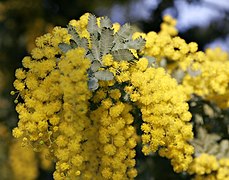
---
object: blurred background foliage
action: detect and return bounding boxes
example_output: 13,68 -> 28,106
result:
0,0 -> 228,179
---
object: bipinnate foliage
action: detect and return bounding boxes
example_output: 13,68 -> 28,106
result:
58,14 -> 145,90
191,127 -> 229,158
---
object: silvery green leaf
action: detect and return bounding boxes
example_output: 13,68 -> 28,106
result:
125,38 -> 145,50
207,144 -> 219,155
216,140 -> 229,158
80,38 -> 89,51
87,14 -> 98,34
171,69 -> 185,83
203,104 -> 215,118
67,25 -> 81,43
111,49 -> 134,61
100,28 -> 114,56
116,23 -> 132,39
88,77 -> 99,91
86,52 -> 94,61
191,127 -> 221,156
91,34 -> 101,61
91,60 -> 101,72
112,41 -> 125,51
100,16 -> 112,28
135,37 -> 146,50
113,24 -> 132,48
160,58 -> 167,67
94,70 -> 114,81
112,24 -> 135,51
219,140 -> 229,153
70,39 -> 78,48
58,43 -> 72,53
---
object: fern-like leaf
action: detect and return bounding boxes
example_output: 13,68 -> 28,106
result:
58,43 -> 72,53
70,39 -> 78,48
111,49 -> 134,61
87,14 -> 98,34
94,70 -> 114,81
88,77 -> 99,91
100,28 -> 114,56
67,25 -> 81,44
91,34 -> 101,61
125,38 -> 146,50
191,127 -> 221,156
100,16 -> 112,28
80,38 -> 89,51
116,23 -> 132,39
91,60 -> 101,72
112,41 -> 125,51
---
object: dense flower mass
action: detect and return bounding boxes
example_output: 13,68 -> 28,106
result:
11,12 -> 229,179
127,64 -> 193,172
188,154 -> 229,180
133,15 -> 229,109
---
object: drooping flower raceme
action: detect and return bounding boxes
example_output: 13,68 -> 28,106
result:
12,13 -> 194,179
135,15 -> 229,109
126,60 -> 194,172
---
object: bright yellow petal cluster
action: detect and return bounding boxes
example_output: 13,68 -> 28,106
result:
134,15 -> 229,110
188,154 -> 229,180
11,13 -> 209,179
182,48 -> 229,108
12,18 -> 94,179
90,87 -> 137,179
69,13 -> 90,40
188,153 -> 219,175
127,61 -> 194,172
53,48 -> 91,179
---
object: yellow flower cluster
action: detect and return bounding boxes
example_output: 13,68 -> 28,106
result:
53,48 -> 91,179
134,15 -> 229,109
102,54 -> 131,83
12,13 -> 197,179
133,15 -> 192,62
69,13 -> 90,40
90,92 -> 137,179
182,48 -> 229,108
12,25 -> 71,144
88,55 -> 138,179
188,154 -> 229,180
39,147 -> 53,171
126,60 -> 194,172
12,23 -> 92,179
188,153 -> 219,175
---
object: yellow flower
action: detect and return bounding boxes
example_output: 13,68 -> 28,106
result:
13,79 -> 25,91
136,57 -> 148,71
189,42 -> 198,53
102,54 -> 114,66
112,22 -> 120,33
188,153 -> 219,175
104,144 -> 116,156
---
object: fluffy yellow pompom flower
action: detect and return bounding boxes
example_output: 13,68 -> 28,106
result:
187,153 -> 229,180
12,12 -> 201,179
188,153 -> 219,175
128,64 -> 194,172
